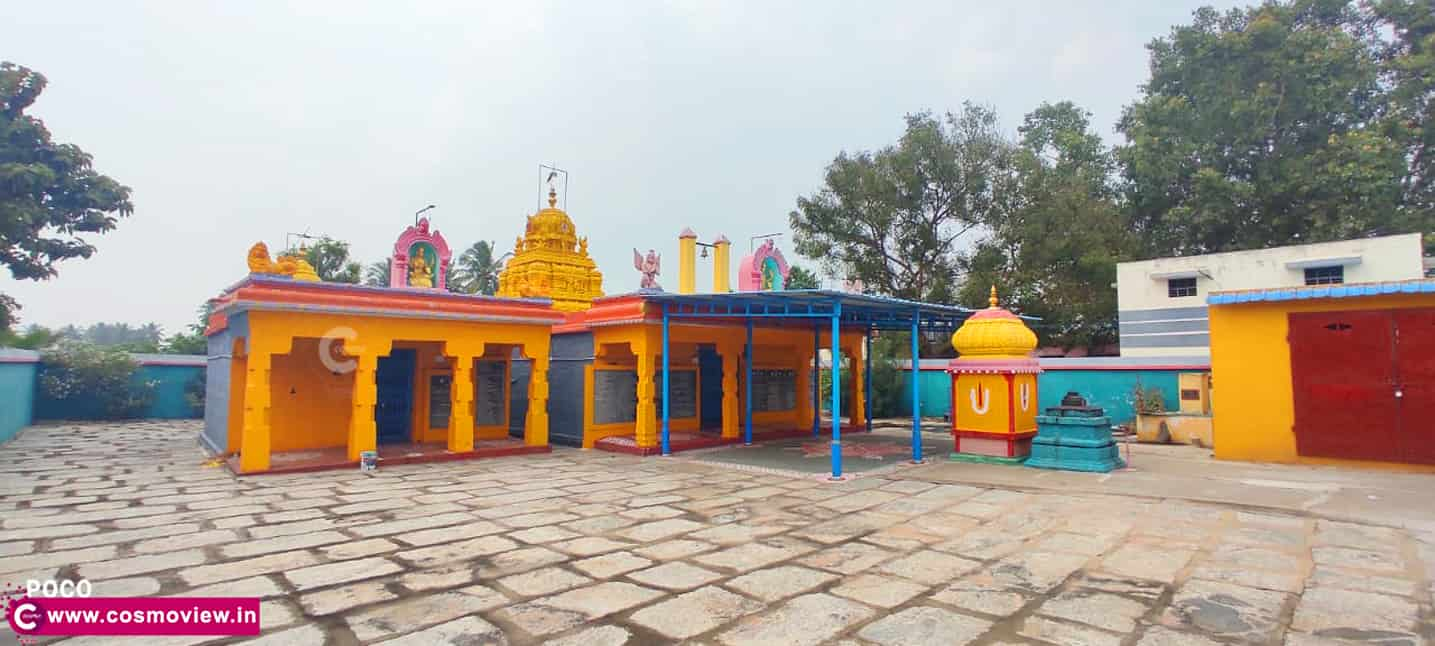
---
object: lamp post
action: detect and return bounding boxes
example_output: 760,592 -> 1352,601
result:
414,204 -> 436,225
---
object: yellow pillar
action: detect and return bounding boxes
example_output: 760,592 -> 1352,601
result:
525,355 -> 550,446
720,343 -> 740,439
348,353 -> 379,461
679,229 -> 697,294
449,356 -> 474,452
849,342 -> 866,427
635,343 -> 657,448
238,351 -> 272,473
712,236 -> 731,293
795,345 -> 814,430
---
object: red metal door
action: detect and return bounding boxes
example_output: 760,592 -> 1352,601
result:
1288,310 -> 1399,462
1394,308 -> 1435,465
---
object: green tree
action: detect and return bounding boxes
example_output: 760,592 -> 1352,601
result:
0,323 -> 57,349
60,322 -> 163,352
39,340 -> 156,419
961,102 -> 1129,348
785,265 -> 820,289
451,241 -> 501,295
293,237 -> 361,283
790,104 -> 1018,301
1368,0 -> 1435,218
363,260 -> 391,287
1117,0 -> 1431,257
1,63 -> 134,328
159,303 -> 213,355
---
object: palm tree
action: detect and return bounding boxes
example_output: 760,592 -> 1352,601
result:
452,241 -> 501,295
363,260 -> 391,287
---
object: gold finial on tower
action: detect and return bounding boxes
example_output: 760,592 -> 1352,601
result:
548,187 -> 557,209
989,285 -> 999,308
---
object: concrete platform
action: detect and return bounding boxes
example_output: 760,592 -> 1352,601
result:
225,439 -> 550,475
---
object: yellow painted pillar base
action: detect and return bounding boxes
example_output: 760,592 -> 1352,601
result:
720,347 -> 739,439
796,349 -> 814,430
525,356 -> 550,446
449,357 -> 474,452
238,353 -> 272,473
348,354 -> 379,461
850,346 -> 867,427
635,353 -> 657,448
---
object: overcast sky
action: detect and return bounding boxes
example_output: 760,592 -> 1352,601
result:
4,1 -> 1240,334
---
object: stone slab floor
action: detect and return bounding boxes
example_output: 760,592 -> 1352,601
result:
1,421 -> 1432,646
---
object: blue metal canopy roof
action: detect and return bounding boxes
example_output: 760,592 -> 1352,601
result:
1207,279 -> 1435,305
638,289 -> 978,330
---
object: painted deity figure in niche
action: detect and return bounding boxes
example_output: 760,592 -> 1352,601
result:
408,251 -> 433,288
633,248 -> 662,290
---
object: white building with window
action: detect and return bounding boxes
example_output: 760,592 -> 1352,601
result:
1116,233 -> 1426,357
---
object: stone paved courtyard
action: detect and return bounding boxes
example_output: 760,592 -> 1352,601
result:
2,421 -> 1433,645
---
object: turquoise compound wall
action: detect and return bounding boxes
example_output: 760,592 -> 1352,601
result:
34,363 -> 204,421
900,368 -> 1184,424
1036,370 -> 1181,424
0,361 -> 39,443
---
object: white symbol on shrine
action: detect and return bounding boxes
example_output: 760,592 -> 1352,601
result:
1019,383 -> 1031,412
969,386 -> 991,415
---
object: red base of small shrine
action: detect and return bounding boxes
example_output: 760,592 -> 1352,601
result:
951,429 -> 1036,459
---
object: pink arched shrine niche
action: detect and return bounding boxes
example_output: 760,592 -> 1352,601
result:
390,218 -> 452,289
737,239 -> 790,291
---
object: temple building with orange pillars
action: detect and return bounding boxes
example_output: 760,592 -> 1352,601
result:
201,182 -> 977,480
947,287 -> 1042,463
202,220 -> 564,475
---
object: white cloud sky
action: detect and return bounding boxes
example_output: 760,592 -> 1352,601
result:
3,0 -> 1239,334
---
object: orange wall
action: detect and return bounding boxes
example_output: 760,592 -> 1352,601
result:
1210,293 -> 1435,471
268,337 -> 355,451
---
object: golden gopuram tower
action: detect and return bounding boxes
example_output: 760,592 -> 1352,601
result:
495,187 -> 604,311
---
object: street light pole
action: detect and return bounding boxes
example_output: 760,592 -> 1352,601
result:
414,204 -> 436,225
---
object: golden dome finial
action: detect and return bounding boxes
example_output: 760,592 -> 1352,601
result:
548,187 -> 557,209
950,283 -> 1037,357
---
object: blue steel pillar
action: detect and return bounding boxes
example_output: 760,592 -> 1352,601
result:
661,306 -> 671,456
830,302 -> 843,479
865,326 -> 873,433
811,323 -> 820,437
744,317 -> 753,445
910,311 -> 923,463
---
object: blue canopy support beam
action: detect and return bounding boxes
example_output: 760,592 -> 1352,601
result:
910,310 -> 922,464
829,301 -> 842,480
661,305 -> 671,456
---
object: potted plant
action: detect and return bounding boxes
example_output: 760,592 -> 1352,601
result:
1132,383 -> 1170,443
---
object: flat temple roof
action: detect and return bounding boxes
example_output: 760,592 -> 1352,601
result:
637,289 -> 980,330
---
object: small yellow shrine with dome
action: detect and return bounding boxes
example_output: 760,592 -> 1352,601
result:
495,187 -> 604,311
947,286 -> 1042,463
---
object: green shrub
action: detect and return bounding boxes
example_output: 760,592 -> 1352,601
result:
1132,382 -> 1166,414
40,341 -> 157,419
